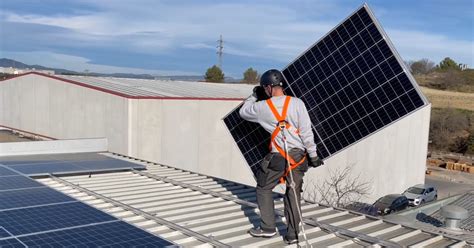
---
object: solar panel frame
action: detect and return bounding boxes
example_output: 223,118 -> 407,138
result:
223,4 -> 429,177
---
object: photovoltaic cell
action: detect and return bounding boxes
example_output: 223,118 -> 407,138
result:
0,187 -> 76,210
0,176 -> 43,191
223,4 -> 427,176
0,202 -> 115,235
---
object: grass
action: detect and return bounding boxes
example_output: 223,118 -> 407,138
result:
420,87 -> 474,111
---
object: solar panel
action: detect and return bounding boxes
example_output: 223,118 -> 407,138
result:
0,202 -> 115,235
0,187 -> 76,211
0,152 -> 108,165
7,162 -> 86,175
0,227 -> 11,238
71,159 -> 146,171
0,238 -> 23,247
2,157 -> 145,176
0,164 -> 171,246
18,221 -> 173,247
0,166 -> 18,177
0,176 -> 43,191
223,4 -> 427,176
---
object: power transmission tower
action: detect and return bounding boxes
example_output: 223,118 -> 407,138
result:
217,35 -> 223,69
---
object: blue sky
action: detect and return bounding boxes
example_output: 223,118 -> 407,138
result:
0,0 -> 472,78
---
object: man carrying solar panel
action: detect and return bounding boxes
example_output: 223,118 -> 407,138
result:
239,69 -> 324,244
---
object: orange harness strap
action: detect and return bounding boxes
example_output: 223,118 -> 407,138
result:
265,96 -> 306,184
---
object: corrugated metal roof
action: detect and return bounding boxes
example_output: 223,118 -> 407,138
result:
54,75 -> 254,99
37,153 -> 472,247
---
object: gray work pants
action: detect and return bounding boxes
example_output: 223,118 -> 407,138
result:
256,149 -> 308,239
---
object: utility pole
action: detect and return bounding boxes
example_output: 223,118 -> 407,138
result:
217,34 -> 223,69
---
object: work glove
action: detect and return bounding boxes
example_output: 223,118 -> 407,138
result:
309,156 -> 324,168
253,86 -> 269,101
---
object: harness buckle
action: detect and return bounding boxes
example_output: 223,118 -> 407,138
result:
278,121 -> 287,130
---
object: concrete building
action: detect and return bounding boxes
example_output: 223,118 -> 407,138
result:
0,72 -> 255,186
0,72 -> 431,203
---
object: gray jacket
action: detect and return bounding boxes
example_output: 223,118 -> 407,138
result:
239,95 -> 318,158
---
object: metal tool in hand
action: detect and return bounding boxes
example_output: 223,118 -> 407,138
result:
280,123 -> 312,248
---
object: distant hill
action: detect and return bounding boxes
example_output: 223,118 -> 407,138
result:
0,58 -> 205,81
0,58 -> 77,74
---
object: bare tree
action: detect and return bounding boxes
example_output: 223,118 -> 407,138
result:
305,165 -> 372,208
429,108 -> 471,153
410,58 -> 435,75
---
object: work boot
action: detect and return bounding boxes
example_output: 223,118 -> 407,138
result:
248,227 -> 276,238
284,235 -> 298,244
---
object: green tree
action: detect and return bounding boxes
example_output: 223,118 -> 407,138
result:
467,129 -> 474,154
242,67 -> 259,84
437,57 -> 461,71
205,65 -> 225,83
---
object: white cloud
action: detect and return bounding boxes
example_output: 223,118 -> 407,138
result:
1,51 -> 198,75
2,0 -> 472,71
387,29 -> 474,65
1,2 -> 340,61
182,43 -> 215,50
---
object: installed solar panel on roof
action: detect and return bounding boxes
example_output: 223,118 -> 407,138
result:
0,238 -> 22,247
18,221 -> 173,247
0,202 -> 115,235
0,156 -> 172,246
223,4 -> 427,176
1,154 -> 145,176
0,227 -> 11,238
0,176 -> 43,191
7,162 -> 86,175
71,159 -> 145,171
0,166 -> 18,177
0,187 -> 76,211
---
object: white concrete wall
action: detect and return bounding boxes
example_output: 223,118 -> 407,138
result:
303,104 -> 431,203
130,99 -> 255,186
0,74 -> 129,154
0,138 -> 107,156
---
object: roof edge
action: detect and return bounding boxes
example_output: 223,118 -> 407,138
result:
0,72 -> 246,101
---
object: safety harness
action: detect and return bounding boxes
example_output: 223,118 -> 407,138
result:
265,96 -> 306,184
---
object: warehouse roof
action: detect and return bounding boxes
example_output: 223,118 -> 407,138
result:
6,152 -> 466,247
2,72 -> 254,100
427,192 -> 474,232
